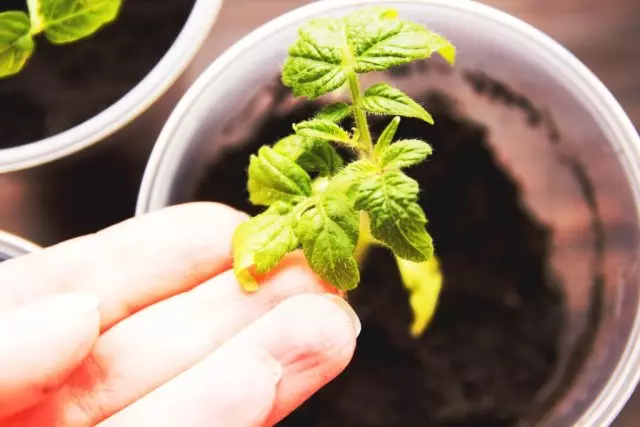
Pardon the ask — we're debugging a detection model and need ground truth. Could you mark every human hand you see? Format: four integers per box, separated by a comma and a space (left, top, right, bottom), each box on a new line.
0, 203, 359, 426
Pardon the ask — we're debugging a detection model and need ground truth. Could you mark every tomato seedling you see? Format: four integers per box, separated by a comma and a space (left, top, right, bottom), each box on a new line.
233, 6, 455, 336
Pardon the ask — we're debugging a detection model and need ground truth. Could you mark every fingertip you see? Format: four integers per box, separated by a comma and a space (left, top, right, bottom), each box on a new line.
322, 294, 361, 338
252, 294, 358, 425
271, 293, 359, 358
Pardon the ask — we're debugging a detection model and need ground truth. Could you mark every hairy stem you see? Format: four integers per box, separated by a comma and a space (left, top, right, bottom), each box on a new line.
347, 72, 373, 156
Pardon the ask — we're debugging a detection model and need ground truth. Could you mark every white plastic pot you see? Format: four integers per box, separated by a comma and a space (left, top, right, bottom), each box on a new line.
0, 230, 41, 260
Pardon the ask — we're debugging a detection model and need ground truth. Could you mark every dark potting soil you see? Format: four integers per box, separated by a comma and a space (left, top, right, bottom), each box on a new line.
0, 0, 194, 149
194, 90, 565, 427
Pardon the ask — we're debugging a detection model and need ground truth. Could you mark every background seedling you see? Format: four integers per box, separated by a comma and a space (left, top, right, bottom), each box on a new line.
0, 0, 123, 78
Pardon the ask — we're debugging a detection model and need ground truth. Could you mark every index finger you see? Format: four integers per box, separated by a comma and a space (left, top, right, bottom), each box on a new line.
0, 202, 247, 331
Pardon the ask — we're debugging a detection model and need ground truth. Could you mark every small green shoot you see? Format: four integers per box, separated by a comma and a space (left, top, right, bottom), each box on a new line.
0, 0, 123, 78
232, 6, 455, 336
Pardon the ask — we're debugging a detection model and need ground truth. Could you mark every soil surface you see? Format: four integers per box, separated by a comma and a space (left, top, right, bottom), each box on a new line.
195, 90, 566, 427
0, 0, 193, 148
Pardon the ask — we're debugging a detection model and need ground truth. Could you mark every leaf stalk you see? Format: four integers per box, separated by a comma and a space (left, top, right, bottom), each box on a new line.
347, 72, 374, 157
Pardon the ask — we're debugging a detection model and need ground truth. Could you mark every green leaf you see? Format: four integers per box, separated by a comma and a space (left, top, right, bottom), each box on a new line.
363, 83, 433, 124
352, 169, 434, 261
282, 6, 455, 99
273, 135, 343, 177
32, 0, 123, 44
0, 12, 34, 78
293, 119, 352, 145
345, 7, 456, 72
380, 139, 433, 169
315, 102, 353, 122
233, 202, 299, 291
396, 255, 443, 337
294, 194, 360, 290
247, 146, 312, 206
330, 160, 378, 193
281, 17, 349, 99
374, 116, 400, 158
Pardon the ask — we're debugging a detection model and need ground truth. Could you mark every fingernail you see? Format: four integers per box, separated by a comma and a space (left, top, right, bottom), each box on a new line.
252, 346, 283, 384
323, 294, 361, 337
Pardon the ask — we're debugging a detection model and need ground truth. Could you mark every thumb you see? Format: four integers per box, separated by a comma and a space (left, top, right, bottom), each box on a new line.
0, 292, 100, 419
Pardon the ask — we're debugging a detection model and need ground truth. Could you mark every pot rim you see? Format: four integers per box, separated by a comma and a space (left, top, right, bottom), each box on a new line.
136, 1, 640, 425
0, 0, 224, 173
0, 230, 42, 258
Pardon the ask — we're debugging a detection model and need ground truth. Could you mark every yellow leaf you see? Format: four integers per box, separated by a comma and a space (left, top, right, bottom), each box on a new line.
396, 255, 443, 337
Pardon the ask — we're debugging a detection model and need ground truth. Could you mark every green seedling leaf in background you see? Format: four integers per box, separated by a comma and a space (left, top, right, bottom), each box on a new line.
0, 12, 34, 78
1, 0, 122, 78
30, 0, 122, 43
234, 6, 456, 336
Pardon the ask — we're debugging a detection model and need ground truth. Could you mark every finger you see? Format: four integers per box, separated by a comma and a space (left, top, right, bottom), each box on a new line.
0, 293, 100, 419
258, 294, 360, 425
0, 202, 247, 331
8, 253, 337, 426
98, 294, 358, 427
98, 346, 281, 427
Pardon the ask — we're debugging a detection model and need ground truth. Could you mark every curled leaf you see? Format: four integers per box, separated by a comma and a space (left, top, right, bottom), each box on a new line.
232, 202, 299, 291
